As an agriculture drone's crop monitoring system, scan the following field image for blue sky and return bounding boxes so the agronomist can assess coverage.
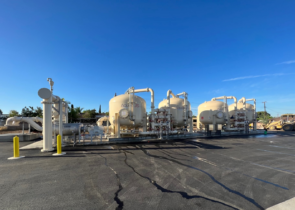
[1,0,294,116]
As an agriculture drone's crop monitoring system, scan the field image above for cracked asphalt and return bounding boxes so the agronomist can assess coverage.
[1,132,295,210]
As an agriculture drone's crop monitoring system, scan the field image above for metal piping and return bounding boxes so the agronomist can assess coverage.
[126,87,155,111]
[212,96,237,110]
[176,92,188,121]
[126,87,155,131]
[245,98,257,131]
[211,96,232,129]
[5,117,43,131]
[166,90,176,108]
[238,97,246,110]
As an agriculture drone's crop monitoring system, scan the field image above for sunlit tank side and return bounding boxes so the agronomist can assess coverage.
[228,102,254,123]
[109,94,146,129]
[197,101,226,126]
[158,97,191,127]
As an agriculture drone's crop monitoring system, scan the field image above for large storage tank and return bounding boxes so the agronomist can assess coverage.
[109,94,146,129]
[197,101,226,126]
[228,102,254,123]
[158,97,191,127]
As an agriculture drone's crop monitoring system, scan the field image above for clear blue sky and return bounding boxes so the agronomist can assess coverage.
[1,0,295,117]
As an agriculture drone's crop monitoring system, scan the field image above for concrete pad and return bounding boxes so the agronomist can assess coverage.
[20,140,44,150]
[0,133,41,142]
[267,197,295,210]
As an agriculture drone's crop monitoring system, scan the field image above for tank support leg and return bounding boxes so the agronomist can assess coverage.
[115,113,120,138]
[205,125,211,137]
[188,117,193,133]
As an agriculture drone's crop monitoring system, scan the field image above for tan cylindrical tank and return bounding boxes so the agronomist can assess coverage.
[197,101,226,125]
[158,97,191,127]
[228,102,254,123]
[109,94,146,129]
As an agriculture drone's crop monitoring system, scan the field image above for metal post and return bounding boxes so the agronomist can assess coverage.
[28,124,31,134]
[159,122,162,139]
[188,115,193,133]
[53,134,66,156]
[8,136,25,160]
[59,99,63,145]
[143,112,147,132]
[22,120,24,135]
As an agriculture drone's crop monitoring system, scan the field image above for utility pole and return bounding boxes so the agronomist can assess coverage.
[262,101,267,118]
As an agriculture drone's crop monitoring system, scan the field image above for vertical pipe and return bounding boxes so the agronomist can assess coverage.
[22,120,24,135]
[115,113,120,138]
[65,103,68,123]
[107,120,109,135]
[41,98,53,152]
[188,117,193,133]
[143,112,147,132]
[159,122,162,139]
[223,96,230,130]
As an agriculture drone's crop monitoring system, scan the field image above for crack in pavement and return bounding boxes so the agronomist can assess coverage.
[138,146,264,210]
[99,155,124,210]
[123,151,240,210]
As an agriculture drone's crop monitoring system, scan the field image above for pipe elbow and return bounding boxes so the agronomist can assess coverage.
[148,88,155,108]
[238,97,246,104]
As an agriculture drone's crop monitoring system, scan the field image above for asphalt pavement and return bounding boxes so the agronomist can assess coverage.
[1,132,295,210]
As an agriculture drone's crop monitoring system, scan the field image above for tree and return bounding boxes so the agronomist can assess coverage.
[257,111,272,120]
[21,106,43,117]
[75,107,84,114]
[83,109,96,118]
[68,106,85,122]
[9,110,19,117]
[99,105,101,114]
[35,107,43,117]
[0,109,3,115]
[259,114,272,126]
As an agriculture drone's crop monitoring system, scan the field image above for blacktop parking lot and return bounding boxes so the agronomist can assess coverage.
[1,132,295,210]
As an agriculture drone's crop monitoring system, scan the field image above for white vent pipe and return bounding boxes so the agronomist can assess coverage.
[125,87,155,113]
[166,90,176,108]
[242,98,256,131]
[176,92,188,122]
[126,87,155,130]
[166,90,176,131]
[211,96,237,130]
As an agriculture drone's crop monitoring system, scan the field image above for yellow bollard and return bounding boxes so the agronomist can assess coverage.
[53,134,66,156]
[8,136,25,160]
